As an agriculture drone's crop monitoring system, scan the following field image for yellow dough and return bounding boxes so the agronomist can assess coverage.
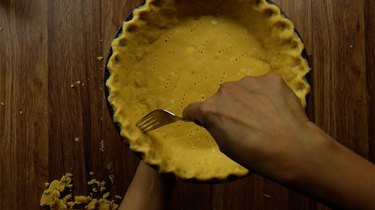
[106,0,310,181]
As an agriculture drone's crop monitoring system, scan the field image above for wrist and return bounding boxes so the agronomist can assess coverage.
[120,162,175,210]
[286,122,339,185]
[264,122,335,185]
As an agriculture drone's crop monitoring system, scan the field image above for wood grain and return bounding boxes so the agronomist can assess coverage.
[47,0,103,195]
[365,0,375,164]
[0,0,48,208]
[0,0,373,209]
[312,0,368,156]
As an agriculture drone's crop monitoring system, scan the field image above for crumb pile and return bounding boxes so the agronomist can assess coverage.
[40,172,121,210]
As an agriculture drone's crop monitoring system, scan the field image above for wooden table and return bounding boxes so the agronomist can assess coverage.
[0,0,374,209]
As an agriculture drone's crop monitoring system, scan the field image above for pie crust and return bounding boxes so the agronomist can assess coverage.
[106,0,310,181]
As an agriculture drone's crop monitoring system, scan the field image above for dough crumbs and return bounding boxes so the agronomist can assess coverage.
[70,80,81,88]
[99,139,105,153]
[0,102,4,106]
[88,178,96,185]
[0,26,3,31]
[100,181,106,187]
[41,173,119,209]
[108,175,114,184]
[103,192,110,199]
[74,137,80,142]
[263,193,272,198]
[74,195,91,204]
[97,56,104,61]
[19,110,23,115]
[86,199,98,209]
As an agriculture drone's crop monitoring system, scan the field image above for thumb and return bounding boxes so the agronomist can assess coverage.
[183,102,206,126]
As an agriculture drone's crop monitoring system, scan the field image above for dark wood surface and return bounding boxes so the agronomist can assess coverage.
[0,0,374,209]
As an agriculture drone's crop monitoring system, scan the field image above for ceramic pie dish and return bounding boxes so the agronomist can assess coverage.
[105,0,310,181]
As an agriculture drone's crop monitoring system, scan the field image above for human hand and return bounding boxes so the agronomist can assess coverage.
[183,71,375,209]
[183,72,319,182]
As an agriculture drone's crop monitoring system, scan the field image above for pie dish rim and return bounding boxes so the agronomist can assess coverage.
[103,0,312,182]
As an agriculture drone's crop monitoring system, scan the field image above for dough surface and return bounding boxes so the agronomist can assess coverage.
[107,0,310,180]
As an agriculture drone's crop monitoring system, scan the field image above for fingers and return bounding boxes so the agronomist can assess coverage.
[183,71,306,127]
[182,102,206,126]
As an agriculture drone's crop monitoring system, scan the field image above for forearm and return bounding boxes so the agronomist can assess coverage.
[286,124,375,209]
[119,162,175,210]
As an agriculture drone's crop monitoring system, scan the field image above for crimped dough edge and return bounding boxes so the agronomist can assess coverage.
[106,0,310,181]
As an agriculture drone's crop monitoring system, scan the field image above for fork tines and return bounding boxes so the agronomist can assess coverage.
[136,110,171,132]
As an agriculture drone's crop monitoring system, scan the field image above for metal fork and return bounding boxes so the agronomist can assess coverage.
[136,109,190,133]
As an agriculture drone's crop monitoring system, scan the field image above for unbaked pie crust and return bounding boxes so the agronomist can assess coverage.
[106,0,310,181]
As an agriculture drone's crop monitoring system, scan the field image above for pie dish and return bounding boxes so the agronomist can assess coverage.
[105,0,310,181]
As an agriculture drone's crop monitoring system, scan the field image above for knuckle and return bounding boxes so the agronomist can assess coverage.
[241,76,257,83]
[199,100,216,117]
[218,81,238,95]
[266,71,283,83]
[259,71,286,92]
[194,99,219,124]
[240,76,261,90]
[240,76,257,85]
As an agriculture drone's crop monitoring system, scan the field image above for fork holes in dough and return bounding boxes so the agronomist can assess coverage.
[220,72,227,83]
[180,95,185,109]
